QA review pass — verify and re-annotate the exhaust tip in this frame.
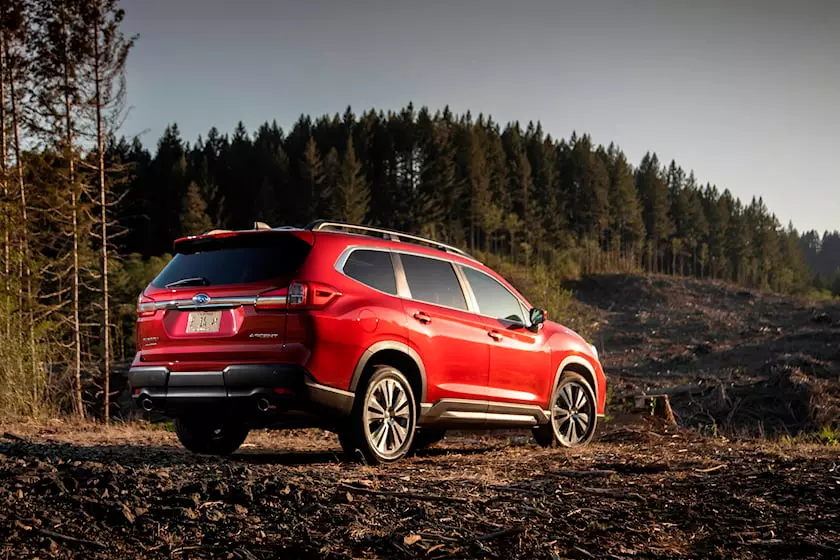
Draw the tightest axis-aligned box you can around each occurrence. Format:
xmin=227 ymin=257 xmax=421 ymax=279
xmin=257 ymin=397 xmax=271 ymax=413
xmin=141 ymin=397 xmax=154 ymax=412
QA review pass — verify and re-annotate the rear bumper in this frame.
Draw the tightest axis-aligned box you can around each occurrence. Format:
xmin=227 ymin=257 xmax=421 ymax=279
xmin=127 ymin=364 xmax=354 ymax=418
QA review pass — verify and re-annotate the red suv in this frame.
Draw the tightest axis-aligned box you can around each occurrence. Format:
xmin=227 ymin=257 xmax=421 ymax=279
xmin=129 ymin=221 xmax=606 ymax=463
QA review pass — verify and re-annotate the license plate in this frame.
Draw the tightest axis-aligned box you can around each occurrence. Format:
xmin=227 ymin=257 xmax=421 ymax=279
xmin=186 ymin=311 xmax=222 ymax=333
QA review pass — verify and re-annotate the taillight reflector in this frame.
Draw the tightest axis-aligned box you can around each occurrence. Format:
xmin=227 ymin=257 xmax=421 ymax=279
xmin=137 ymin=294 xmax=155 ymax=317
xmin=288 ymin=281 xmax=340 ymax=310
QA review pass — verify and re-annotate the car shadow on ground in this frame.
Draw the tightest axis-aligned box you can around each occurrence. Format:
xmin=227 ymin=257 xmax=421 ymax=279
xmin=0 ymin=439 xmax=500 ymax=468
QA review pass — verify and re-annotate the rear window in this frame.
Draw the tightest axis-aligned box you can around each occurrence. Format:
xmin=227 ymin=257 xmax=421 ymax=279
xmin=343 ymin=250 xmax=397 ymax=295
xmin=151 ymin=236 xmax=310 ymax=288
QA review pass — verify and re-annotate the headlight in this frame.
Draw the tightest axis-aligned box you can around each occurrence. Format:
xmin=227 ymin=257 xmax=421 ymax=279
xmin=590 ymin=343 xmax=599 ymax=360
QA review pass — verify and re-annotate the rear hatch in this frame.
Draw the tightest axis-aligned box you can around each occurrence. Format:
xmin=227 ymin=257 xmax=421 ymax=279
xmin=137 ymin=230 xmax=314 ymax=366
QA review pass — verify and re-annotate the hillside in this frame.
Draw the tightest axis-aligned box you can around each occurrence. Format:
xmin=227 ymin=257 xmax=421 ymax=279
xmin=572 ymin=274 xmax=840 ymax=436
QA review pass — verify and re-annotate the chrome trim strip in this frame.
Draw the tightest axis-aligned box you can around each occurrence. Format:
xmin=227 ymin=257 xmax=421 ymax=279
xmin=255 ymin=295 xmax=288 ymax=306
xmin=152 ymin=295 xmax=287 ymax=311
xmin=418 ymin=398 xmax=549 ymax=426
xmin=485 ymin=412 xmax=541 ymax=425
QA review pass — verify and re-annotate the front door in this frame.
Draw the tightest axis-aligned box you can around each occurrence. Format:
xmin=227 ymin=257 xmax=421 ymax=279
xmin=459 ymin=266 xmax=550 ymax=407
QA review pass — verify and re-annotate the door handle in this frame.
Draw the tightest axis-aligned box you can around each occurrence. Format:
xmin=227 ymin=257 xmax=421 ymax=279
xmin=413 ymin=312 xmax=432 ymax=324
xmin=488 ymin=330 xmax=503 ymax=341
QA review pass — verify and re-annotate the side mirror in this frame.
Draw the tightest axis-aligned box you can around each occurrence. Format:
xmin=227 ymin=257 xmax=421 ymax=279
xmin=529 ymin=308 xmax=546 ymax=328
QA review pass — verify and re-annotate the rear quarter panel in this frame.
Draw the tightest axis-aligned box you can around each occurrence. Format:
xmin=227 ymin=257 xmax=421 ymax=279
xmin=295 ymin=236 xmax=408 ymax=390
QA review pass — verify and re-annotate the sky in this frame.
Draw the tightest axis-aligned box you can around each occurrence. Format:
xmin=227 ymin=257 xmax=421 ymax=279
xmin=120 ymin=0 xmax=840 ymax=234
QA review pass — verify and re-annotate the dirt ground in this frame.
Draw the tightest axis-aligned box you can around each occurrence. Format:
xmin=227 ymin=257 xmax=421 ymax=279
xmin=572 ymin=275 xmax=840 ymax=435
xmin=1 ymin=421 xmax=838 ymax=560
xmin=3 ymin=274 xmax=840 ymax=559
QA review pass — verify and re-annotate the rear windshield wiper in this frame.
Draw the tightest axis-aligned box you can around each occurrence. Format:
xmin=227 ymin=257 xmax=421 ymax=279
xmin=164 ymin=276 xmax=210 ymax=288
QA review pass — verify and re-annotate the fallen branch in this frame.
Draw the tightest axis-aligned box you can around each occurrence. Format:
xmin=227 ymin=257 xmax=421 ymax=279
xmin=339 ymin=484 xmax=470 ymax=504
xmin=38 ymin=528 xmax=107 ymax=550
xmin=2 ymin=432 xmax=26 ymax=442
xmin=476 ymin=525 xmax=525 ymax=541
xmin=549 ymin=470 xmax=616 ymax=479
xmin=581 ymin=487 xmax=644 ymax=500
xmin=487 ymin=484 xmax=546 ymax=496
xmin=694 ymin=464 xmax=727 ymax=473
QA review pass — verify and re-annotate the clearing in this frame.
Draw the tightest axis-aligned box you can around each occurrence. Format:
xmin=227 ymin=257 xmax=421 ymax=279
xmin=2 ymin=273 xmax=839 ymax=559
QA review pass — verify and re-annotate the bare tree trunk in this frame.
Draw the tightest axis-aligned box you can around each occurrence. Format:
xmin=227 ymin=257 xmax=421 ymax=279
xmin=0 ymin=32 xmax=9 ymax=340
xmin=93 ymin=21 xmax=111 ymax=425
xmin=56 ymin=4 xmax=84 ymax=418
xmin=64 ymin=64 xmax=84 ymax=419
xmin=6 ymin=33 xmax=37 ymax=387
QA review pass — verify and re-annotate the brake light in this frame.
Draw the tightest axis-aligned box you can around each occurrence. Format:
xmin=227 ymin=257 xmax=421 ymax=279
xmin=137 ymin=294 xmax=156 ymax=317
xmin=287 ymin=281 xmax=341 ymax=310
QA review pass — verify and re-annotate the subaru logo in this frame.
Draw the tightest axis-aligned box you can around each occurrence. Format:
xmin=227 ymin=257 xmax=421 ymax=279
xmin=192 ymin=293 xmax=210 ymax=305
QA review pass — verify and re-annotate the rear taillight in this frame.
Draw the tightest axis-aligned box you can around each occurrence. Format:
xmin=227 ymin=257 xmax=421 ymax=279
xmin=137 ymin=294 xmax=155 ymax=317
xmin=288 ymin=282 xmax=307 ymax=306
xmin=287 ymin=281 xmax=341 ymax=310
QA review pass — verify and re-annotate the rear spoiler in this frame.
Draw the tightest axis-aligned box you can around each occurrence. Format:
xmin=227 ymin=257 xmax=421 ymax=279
xmin=173 ymin=229 xmax=315 ymax=254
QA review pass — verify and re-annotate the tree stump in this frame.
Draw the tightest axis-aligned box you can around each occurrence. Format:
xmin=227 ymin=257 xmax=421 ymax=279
xmin=633 ymin=394 xmax=677 ymax=425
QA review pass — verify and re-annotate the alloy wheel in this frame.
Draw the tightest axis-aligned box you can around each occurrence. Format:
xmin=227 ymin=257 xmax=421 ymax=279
xmin=552 ymin=380 xmax=594 ymax=446
xmin=364 ymin=377 xmax=413 ymax=459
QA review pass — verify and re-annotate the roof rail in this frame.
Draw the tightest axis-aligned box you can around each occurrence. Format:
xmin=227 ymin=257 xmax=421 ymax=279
xmin=304 ymin=220 xmax=476 ymax=261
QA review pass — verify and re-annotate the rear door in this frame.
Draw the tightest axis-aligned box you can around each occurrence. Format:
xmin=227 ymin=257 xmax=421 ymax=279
xmin=459 ymin=266 xmax=550 ymax=406
xmin=137 ymin=232 xmax=312 ymax=366
xmin=398 ymin=253 xmax=491 ymax=407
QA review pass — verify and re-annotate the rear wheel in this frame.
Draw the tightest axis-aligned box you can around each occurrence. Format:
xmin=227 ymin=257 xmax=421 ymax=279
xmin=533 ymin=373 xmax=597 ymax=448
xmin=341 ymin=366 xmax=417 ymax=464
xmin=174 ymin=416 xmax=249 ymax=455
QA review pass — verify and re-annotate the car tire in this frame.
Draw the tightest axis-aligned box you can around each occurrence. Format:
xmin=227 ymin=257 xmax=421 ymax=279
xmin=343 ymin=366 xmax=417 ymax=464
xmin=174 ymin=416 xmax=249 ymax=456
xmin=533 ymin=372 xmax=597 ymax=448
xmin=410 ymin=428 xmax=446 ymax=454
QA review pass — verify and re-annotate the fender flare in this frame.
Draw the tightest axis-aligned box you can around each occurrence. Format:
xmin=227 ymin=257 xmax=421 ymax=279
xmin=550 ymin=355 xmax=599 ymax=406
xmin=349 ymin=340 xmax=428 ymax=402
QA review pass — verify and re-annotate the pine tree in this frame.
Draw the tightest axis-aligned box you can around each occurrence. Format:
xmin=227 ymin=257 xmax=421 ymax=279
xmin=180 ymin=182 xmax=213 ymax=235
xmin=606 ymin=146 xmax=645 ymax=266
xmin=636 ymin=153 xmax=673 ymax=272
xmin=416 ymin=110 xmax=456 ymax=240
xmin=300 ymin=136 xmax=324 ymax=220
xmin=332 ymin=137 xmax=369 ymax=224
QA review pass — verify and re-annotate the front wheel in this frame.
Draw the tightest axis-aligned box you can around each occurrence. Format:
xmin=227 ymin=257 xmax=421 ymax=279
xmin=174 ymin=416 xmax=249 ymax=455
xmin=341 ymin=366 xmax=417 ymax=464
xmin=533 ymin=372 xmax=597 ymax=448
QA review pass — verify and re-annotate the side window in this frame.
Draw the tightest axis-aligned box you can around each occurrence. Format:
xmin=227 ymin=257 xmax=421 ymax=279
xmin=343 ymin=250 xmax=397 ymax=295
xmin=400 ymin=254 xmax=467 ymax=311
xmin=462 ymin=267 xmax=525 ymax=323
